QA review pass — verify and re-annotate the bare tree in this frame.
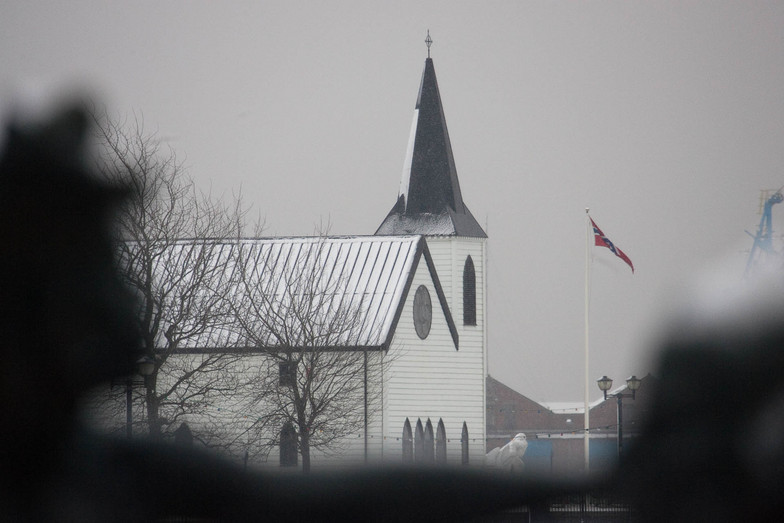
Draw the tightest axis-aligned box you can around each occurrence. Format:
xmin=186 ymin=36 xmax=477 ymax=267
xmin=90 ymin=109 xmax=251 ymax=450
xmin=231 ymin=238 xmax=387 ymax=472
xmin=86 ymin=111 xmax=386 ymax=468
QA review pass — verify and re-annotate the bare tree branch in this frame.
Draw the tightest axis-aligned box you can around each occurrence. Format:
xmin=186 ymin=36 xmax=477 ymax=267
xmin=232 ymin=237 xmax=389 ymax=472
xmin=88 ymin=108 xmax=253 ymax=450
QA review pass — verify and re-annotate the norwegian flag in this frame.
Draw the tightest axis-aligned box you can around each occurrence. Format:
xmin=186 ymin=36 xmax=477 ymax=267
xmin=590 ymin=218 xmax=634 ymax=273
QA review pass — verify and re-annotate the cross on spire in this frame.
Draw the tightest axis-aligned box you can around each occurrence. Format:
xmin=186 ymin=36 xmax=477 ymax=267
xmin=425 ymin=30 xmax=432 ymax=58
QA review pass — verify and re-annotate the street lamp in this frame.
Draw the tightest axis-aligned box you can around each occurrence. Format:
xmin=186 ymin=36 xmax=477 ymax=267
xmin=122 ymin=356 xmax=155 ymax=438
xmin=137 ymin=355 xmax=155 ymax=378
xmin=596 ymin=375 xmax=641 ymax=458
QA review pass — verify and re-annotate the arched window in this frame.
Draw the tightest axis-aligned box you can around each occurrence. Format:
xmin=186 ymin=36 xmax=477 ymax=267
xmin=436 ymin=419 xmax=447 ymax=464
xmin=279 ymin=361 xmax=296 ymax=387
xmin=280 ymin=422 xmax=298 ymax=467
xmin=402 ymin=418 xmax=413 ymax=463
xmin=461 ymin=422 xmax=469 ymax=465
xmin=415 ymin=419 xmax=425 ymax=463
xmin=424 ymin=419 xmax=435 ymax=464
xmin=463 ymin=256 xmax=476 ymax=326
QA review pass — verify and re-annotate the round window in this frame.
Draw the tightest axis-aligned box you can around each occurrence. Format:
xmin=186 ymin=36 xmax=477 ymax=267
xmin=413 ymin=285 xmax=432 ymax=339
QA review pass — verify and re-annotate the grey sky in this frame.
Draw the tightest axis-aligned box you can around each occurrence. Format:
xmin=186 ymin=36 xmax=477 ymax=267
xmin=3 ymin=1 xmax=784 ymax=402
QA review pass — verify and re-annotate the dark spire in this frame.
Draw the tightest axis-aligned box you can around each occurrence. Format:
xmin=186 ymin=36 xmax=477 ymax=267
xmin=376 ymin=53 xmax=486 ymax=238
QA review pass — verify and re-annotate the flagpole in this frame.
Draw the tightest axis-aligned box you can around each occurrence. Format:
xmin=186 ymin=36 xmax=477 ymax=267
xmin=584 ymin=208 xmax=590 ymax=474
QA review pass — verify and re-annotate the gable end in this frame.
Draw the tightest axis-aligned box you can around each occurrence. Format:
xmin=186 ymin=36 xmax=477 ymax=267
xmin=382 ymin=237 xmax=459 ymax=351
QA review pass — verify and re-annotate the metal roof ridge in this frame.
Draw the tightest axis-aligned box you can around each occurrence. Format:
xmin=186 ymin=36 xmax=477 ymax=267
xmin=236 ymin=234 xmax=422 ymax=243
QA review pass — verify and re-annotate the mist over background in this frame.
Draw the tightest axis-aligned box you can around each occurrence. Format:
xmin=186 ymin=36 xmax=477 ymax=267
xmin=3 ymin=1 xmax=784 ymax=402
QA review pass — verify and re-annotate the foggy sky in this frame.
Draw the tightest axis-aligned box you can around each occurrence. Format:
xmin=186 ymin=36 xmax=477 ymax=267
xmin=3 ymin=1 xmax=784 ymax=402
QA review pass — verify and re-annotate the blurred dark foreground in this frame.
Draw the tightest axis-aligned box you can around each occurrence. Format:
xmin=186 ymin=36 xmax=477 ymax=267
xmin=2 ymin=105 xmax=783 ymax=522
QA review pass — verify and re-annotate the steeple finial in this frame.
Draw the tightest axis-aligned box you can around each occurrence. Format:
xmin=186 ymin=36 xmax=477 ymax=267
xmin=425 ymin=30 xmax=432 ymax=58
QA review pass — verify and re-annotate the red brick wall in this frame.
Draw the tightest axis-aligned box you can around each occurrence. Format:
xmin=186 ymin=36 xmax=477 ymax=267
xmin=486 ymin=375 xmax=656 ymax=476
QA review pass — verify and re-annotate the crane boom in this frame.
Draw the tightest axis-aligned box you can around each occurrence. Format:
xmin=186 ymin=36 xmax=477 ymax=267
xmin=745 ymin=190 xmax=784 ymax=277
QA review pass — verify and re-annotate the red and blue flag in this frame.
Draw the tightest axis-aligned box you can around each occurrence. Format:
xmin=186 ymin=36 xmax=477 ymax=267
xmin=590 ymin=218 xmax=634 ymax=273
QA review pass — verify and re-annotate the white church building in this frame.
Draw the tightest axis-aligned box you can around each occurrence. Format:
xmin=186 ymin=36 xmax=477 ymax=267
xmin=367 ymin=54 xmax=488 ymax=466
xmin=141 ymin=53 xmax=489 ymax=469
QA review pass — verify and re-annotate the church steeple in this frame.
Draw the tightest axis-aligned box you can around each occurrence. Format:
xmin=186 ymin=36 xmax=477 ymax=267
xmin=375 ymin=52 xmax=486 ymax=238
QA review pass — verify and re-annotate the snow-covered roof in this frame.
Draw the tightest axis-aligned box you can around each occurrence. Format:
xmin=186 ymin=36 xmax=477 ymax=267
xmin=133 ymin=235 xmax=457 ymax=353
xmin=541 ymin=402 xmax=586 ymax=415
xmin=542 ymin=384 xmax=634 ymax=413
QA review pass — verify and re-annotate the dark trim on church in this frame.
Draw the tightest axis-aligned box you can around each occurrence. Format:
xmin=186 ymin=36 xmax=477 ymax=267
xmin=422 ymin=242 xmax=459 ymax=349
xmin=382 ymin=236 xmax=459 ymax=351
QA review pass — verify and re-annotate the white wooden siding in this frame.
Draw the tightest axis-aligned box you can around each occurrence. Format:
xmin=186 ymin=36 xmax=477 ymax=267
xmin=381 ymin=243 xmax=486 ymax=466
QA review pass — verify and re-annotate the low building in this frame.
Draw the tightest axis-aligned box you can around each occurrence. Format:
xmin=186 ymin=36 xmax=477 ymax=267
xmin=486 ymin=374 xmax=656 ymax=476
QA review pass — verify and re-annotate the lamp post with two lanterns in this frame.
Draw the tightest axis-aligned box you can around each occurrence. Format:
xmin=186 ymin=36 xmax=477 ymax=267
xmin=596 ymin=375 xmax=641 ymax=459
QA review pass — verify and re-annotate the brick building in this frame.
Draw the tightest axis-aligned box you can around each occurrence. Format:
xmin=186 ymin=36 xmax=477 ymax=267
xmin=486 ymin=374 xmax=656 ymax=476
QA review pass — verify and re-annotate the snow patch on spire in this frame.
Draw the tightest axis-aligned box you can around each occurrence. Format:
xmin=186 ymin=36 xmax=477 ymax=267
xmin=398 ymin=108 xmax=418 ymax=210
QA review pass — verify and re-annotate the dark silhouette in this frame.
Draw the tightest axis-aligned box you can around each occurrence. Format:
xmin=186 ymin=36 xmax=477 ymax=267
xmin=174 ymin=423 xmax=193 ymax=448
xmin=0 ymin=105 xmax=141 ymax=518
xmin=616 ymin=284 xmax=784 ymax=522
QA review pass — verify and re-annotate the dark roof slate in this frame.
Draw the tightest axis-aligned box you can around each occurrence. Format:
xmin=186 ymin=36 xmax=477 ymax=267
xmin=375 ymin=58 xmax=487 ymax=239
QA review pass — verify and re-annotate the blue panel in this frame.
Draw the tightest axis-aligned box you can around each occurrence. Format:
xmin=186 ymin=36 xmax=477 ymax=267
xmin=589 ymin=439 xmax=617 ymax=458
xmin=590 ymin=439 xmax=619 ymax=471
xmin=523 ymin=440 xmax=553 ymax=474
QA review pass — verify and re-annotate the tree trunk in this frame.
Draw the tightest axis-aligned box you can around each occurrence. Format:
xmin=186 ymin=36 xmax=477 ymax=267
xmin=145 ymin=374 xmax=162 ymax=439
xmin=300 ymin=431 xmax=311 ymax=474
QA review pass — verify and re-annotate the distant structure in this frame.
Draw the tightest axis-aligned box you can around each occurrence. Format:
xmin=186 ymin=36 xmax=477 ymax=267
xmin=745 ymin=188 xmax=784 ymax=278
xmin=486 ymin=375 xmax=655 ymax=476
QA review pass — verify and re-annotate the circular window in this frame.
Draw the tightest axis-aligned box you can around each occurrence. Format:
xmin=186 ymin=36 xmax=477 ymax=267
xmin=413 ymin=285 xmax=432 ymax=339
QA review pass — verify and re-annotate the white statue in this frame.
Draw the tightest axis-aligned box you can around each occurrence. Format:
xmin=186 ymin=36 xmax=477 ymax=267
xmin=486 ymin=433 xmax=528 ymax=472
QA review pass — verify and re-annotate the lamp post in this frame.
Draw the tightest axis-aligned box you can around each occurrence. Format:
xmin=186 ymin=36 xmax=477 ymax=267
xmin=124 ymin=356 xmax=155 ymax=438
xmin=596 ymin=375 xmax=641 ymax=459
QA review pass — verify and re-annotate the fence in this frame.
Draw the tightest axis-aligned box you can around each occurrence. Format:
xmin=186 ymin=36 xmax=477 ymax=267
xmin=497 ymin=491 xmax=637 ymax=523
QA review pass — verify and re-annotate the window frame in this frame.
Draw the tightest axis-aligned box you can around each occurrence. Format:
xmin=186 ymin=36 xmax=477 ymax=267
xmin=402 ymin=418 xmax=413 ymax=463
xmin=461 ymin=422 xmax=469 ymax=465
xmin=279 ymin=361 xmax=296 ymax=387
xmin=436 ymin=419 xmax=447 ymax=464
xmin=463 ymin=256 xmax=477 ymax=326
xmin=280 ymin=422 xmax=298 ymax=467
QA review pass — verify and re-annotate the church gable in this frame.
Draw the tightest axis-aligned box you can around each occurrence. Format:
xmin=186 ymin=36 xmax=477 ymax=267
xmin=385 ymin=240 xmax=459 ymax=351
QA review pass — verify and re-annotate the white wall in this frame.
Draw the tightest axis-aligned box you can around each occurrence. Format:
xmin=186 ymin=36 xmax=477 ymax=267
xmin=380 ymin=236 xmax=487 ymax=466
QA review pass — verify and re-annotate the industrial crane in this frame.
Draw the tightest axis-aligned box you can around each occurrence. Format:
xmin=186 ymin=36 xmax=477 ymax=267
xmin=745 ymin=188 xmax=784 ymax=278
